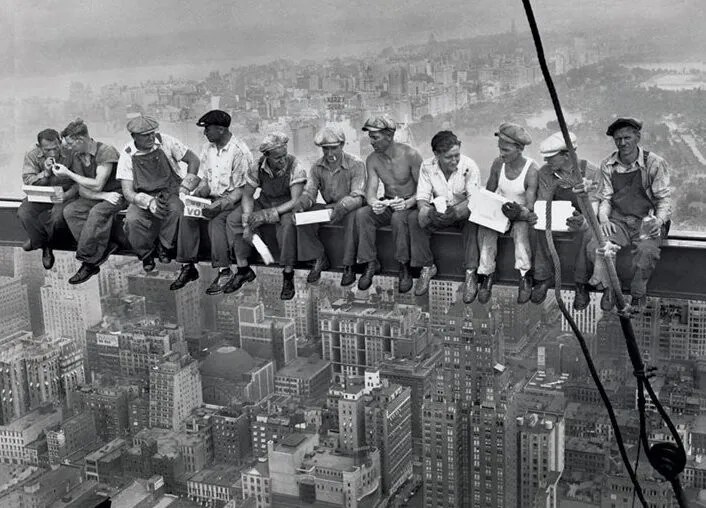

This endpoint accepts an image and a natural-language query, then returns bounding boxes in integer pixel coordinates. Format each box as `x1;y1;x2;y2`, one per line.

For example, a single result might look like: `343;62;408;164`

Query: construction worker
355;115;422;293
477;122;539;304
226;132;306;300
117;115;200;272
407;130;481;297
588;117;672;311
17;128;77;270
53;119;125;284
171;110;253;294
292;125;366;286
531;131;599;309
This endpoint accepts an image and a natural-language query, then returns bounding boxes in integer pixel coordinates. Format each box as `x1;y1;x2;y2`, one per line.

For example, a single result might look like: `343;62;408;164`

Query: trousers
355;206;412;264
407;209;479;269
176;205;234;268
63;197;127;264
17;199;70;250
297;203;357;266
226;204;297;267
124;194;183;259
533;227;591;283
478;221;531;275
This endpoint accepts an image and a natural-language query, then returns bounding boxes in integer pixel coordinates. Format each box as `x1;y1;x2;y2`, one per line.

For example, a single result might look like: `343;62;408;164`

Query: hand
566;213;585;231
389;197;407;212
526;211;538;226
501;202;523;221
179;185;193;196
102;192;122;206
600;221;617;237
329;204;347;224
371;200;387;215
243;225;254;243
201;202;222;219
51;163;71;178
43;157;55;172
249;208;279;227
148;198;158;215
292;197;309;213
645;218;662;239
572;178;598;195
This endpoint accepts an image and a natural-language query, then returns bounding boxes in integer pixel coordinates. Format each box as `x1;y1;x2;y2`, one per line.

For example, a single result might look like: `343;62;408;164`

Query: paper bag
468;189;511;233
22;185;64;203
533;200;574;232
294;209;332;225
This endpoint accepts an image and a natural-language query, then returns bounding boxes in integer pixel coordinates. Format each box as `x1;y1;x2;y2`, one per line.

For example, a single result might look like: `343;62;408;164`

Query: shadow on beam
1;201;705;301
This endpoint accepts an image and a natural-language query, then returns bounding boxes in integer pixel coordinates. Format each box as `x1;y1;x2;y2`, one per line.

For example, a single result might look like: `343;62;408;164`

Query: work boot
600;289;615;311
358;260;380;291
142;255;156;273
517;273;533;304
307;256;330;283
531;279;553;304
462;269;479;304
223;267;256;294
414;264;437;296
398;262;413;294
205;268;233;295
478;273;495;304
573;283;590;311
170;263;199;290
68;263;100;285
340;266;356;287
42;247;55;270
281;272;295;301
22;239;32;252
631;296;647;312
156;243;172;264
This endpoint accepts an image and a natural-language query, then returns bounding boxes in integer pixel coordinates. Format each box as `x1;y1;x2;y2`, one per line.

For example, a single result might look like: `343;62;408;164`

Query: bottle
639;210;658;240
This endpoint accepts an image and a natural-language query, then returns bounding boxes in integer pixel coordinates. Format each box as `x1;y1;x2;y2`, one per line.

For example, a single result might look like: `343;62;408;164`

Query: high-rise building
215;284;260;344
98;256;142;298
46;411;98;464
560;289;603;336
70;384;132;442
0;276;31;337
239;302;297;370
149;352;203;431
212;407;252;466
335;382;366;454
284;275;315;339
274;355;331;402
3;248;46;336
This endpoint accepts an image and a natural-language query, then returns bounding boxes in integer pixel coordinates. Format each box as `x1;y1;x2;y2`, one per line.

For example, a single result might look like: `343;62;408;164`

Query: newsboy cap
259;132;289;153
197;110;231;128
314;126;346;147
539;131;578;158
495;122;532;146
606;117;643;136
127;115;159;135
362;115;396;132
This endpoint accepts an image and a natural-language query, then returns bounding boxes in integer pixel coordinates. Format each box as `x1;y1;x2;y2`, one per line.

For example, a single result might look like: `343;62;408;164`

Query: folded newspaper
182;195;211;218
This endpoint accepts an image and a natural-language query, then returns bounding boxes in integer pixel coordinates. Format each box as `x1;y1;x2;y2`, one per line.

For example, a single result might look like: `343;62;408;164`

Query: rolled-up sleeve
416;162;433;203
230;147;251;189
650;157;672;224
347;159;366;199
290;159;307;187
596;160;614;219
463;159;481;196
301;165;321;206
162;133;188;162
22;150;47;186
244;160;261;189
116;151;134;181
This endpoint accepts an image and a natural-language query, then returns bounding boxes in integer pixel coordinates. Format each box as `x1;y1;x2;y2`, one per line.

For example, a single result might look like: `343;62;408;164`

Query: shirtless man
355;116;423;292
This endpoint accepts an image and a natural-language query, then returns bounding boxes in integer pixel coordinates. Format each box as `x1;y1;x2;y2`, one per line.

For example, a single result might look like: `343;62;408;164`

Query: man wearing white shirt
408;130;481;297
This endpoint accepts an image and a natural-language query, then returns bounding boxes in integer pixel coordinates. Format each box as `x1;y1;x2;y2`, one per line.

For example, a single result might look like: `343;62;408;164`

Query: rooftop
300;448;357;473
275;356;331;380
2;406;61;434
187;465;240;487
85;438;127;461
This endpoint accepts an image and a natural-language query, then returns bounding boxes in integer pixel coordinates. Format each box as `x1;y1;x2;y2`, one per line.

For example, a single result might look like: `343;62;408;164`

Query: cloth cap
314;126;346;147
127;115;159;134
196;110;231;128
61;118;88;138
606;117;642;136
362;115;396;132
539;131;578;157
259;132;289;153
495;122;532;146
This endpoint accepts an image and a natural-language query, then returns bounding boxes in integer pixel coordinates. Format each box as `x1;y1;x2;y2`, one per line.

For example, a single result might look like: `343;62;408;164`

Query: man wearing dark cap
476;122;539;305
52;119;124;284
587;117;671;311
117;115;200;272
292;125;366;285
530;131;599;309
17;128;77;270
170;110;253;293
225;132;306;299
355;115;422;293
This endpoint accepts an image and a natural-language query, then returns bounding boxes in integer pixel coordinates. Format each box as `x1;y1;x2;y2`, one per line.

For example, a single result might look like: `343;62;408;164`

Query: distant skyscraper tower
0;276;31;337
560;289;603;336
149;352;203;431
238;302;297;370
3;248;46;336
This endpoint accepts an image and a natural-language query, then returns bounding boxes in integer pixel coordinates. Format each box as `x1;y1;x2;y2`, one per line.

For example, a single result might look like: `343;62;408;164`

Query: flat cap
606;117;642;136
362;115;396;132
61;118;88;138
539;131;578;158
495;122;532;146
259;132;289;153
196;110;231;128
127;115;159;135
314;125;346;147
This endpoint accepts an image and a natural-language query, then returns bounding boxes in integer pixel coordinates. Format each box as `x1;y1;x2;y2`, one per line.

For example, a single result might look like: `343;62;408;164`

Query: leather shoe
280;273;295;300
358;260;379;291
68;263;100;285
340;266;356;287
531;279;553;304
478;273;495;304
205;269;233;295
462;269;479;304
307;256;330;284
517;273;533;304
42;247;55;270
156;244;172;264
170;263;199;291
600;289;615;311
143;256;156;273
398;262;413;294
573;283;590;311
223;268;256;294
22;239;32;252
414;264;437;296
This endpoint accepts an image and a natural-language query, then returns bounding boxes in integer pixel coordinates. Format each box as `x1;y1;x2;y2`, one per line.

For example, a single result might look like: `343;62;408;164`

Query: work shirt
197;135;252;198
416;154;480;206
22;145;73;189
596;147;672;224
69;140;121;192
536;159;599;211
116;133;189;182
245;155;307;189
303;152;366;211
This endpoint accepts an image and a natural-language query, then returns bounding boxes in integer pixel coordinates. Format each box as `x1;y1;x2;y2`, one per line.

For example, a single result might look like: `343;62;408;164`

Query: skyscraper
239;302;297;370
0;276;31;337
149;352;203;431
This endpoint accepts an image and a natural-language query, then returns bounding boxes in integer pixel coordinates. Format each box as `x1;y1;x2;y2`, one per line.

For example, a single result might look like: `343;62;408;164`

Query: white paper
182;195;211;219
252;234;275;265
294;209;332;225
22;185;64;203
533;200;574;232
432;196;448;214
468;189;511;233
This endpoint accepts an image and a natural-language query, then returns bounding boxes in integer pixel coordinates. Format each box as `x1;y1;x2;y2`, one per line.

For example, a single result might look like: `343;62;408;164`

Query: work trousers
17;199;70;250
124;194;183;260
63;197;127;265
407;209;479;269
176;205;234;268
586;216;663;298
297;204;357;266
226;204;297;267
478;221;531;276
533;227;591;284
355;206;412;264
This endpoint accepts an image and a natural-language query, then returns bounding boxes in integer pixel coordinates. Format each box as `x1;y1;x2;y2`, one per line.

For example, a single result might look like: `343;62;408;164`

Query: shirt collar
606;146;645;169
431;156;467;177
316;152;350;172
259;157;285;178
209;136;234;153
